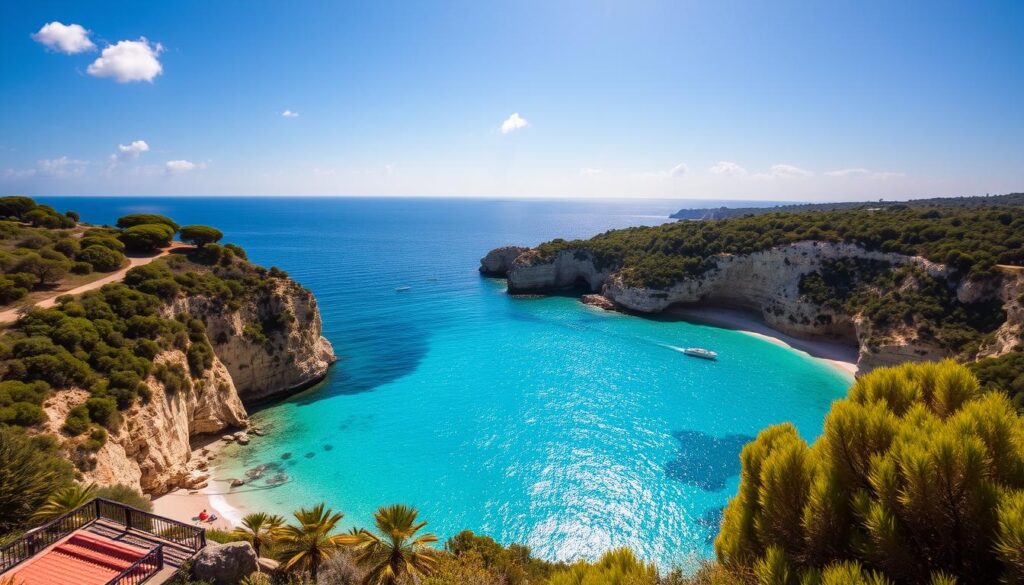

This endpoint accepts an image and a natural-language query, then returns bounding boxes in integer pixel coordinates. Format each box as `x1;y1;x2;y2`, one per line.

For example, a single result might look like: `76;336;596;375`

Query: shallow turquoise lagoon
45;197;851;568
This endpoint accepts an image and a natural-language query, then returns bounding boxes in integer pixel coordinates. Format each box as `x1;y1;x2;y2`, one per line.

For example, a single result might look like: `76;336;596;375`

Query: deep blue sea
40;197;850;568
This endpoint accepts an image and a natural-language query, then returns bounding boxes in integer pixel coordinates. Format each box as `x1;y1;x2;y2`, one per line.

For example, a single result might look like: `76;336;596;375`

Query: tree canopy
115;214;180;231
715;360;1024;584
118;223;175;252
179;225;224;247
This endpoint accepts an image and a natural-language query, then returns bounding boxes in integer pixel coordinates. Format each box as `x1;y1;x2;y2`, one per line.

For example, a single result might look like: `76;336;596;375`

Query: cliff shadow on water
272;319;432;408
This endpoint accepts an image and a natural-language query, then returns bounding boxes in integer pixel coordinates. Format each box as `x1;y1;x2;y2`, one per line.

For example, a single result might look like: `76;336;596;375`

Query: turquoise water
42;197;850;568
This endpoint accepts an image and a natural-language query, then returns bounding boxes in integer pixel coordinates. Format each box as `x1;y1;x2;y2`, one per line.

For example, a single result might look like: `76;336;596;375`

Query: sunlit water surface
45;197;851;568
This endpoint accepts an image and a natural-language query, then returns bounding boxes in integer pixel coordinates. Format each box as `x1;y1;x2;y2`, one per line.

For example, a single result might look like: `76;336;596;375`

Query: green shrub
179;225;224;248
70;261;93;275
118;224;175;252
53;238;80;258
62;405;91;435
116;214;180;231
84;396;117;427
0;277;29;303
0;426;75;533
716;360;1024;584
78;245;125;272
95;484;152;511
80;236;125;252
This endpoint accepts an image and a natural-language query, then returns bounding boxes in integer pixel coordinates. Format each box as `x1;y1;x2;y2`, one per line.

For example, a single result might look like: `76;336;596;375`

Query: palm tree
231;512;284;560
31;483;97;523
338;504;439;585
274;503;345;581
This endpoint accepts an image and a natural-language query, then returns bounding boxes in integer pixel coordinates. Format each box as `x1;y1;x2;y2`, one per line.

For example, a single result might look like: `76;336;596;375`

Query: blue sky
1;1;1022;199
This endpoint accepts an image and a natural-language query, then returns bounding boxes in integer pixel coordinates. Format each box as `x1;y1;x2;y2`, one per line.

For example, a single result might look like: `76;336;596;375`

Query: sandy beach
152;439;245;532
666;306;859;377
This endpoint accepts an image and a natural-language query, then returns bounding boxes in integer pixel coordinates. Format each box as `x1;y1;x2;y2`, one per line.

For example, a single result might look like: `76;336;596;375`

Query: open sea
40;197;851;568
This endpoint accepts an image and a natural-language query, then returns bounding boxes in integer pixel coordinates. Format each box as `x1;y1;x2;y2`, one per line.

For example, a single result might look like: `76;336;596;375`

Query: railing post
94;498;101;520
125;507;133;531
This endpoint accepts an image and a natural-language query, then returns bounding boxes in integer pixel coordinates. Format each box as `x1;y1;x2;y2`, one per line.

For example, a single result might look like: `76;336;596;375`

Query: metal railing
105;544;164;585
95;498;206;552
0;500;98;572
0;498;206;576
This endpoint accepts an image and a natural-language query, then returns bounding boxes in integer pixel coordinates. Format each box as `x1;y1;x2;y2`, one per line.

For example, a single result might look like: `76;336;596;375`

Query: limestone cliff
45;276;335;496
169;279;336;404
486;241;1019;373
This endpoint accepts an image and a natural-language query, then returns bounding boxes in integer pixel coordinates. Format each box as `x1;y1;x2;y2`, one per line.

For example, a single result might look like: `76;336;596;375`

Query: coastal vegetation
797;261;1005;354
0;196;132;305
531;198;1024;287
9;362;1016;584
716;360;1024;584
0;199;306;491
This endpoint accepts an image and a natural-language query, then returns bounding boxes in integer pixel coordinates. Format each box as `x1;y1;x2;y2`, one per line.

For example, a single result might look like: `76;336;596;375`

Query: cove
42;197;851;568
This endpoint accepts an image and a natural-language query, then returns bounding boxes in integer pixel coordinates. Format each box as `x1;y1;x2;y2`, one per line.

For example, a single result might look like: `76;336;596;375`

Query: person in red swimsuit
198;509;209;522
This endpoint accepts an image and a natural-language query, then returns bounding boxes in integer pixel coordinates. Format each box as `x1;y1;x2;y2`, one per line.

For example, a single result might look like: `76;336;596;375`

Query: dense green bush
179;225;223;248
61;405;91;435
78;245;125;272
799;262;1005;352
80;235;126;252
118;223;175;252
970;351;1024;409
0;196;38;220
116;214;180;231
715;360;1024;584
70;261;93;275
533;204;1024;288
0;427;75;533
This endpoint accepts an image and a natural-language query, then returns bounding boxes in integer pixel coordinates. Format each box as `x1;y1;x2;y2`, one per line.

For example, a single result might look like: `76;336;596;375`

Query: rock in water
192;542;257;584
479;246;528;276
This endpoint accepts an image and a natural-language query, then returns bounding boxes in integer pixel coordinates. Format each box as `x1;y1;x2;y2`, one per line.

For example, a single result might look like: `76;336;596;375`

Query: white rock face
66;277;336;495
170;279;336;403
507;249;612;292
70;350;246;494
480;246;528;276
502;241;1006;373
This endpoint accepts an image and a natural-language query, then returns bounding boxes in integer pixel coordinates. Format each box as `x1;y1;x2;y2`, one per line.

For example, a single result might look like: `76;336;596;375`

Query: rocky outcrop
170;279;336;403
489;240;1016;373
192;542;258;584
507;249;612;293
480;246;529;276
66;276;335;496
79;350;246;495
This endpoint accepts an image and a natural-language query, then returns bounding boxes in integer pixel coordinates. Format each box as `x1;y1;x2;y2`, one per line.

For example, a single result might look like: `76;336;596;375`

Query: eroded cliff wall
489;241;1018;373
47;276;335;495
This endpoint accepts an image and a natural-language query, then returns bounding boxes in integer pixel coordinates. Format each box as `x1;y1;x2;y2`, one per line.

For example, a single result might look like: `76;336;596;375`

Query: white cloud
580;168;605;178
826;167;905;178
107;140;150;170
117;140;150;159
282;110;299;118
165;159;201;173
765;163;811;177
669;163;689;178
708;161;747;176
2;168;37;180
38;157;87;177
500;113;529;134
87;38;164;83
32;22;95;54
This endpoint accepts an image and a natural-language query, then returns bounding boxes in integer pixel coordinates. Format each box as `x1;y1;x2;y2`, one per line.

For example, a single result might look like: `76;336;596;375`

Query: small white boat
395;286;411;292
683;347;718;360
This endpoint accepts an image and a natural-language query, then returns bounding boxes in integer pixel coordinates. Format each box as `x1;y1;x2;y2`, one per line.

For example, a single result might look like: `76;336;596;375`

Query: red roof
8;532;153;585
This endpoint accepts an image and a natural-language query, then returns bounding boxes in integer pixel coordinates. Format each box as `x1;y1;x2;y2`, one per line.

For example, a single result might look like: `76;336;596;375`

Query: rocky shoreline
481;241;1023;374
45;275;336;497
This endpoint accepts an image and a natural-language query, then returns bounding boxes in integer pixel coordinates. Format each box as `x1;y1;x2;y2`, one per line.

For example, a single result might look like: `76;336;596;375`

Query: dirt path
0;242;191;325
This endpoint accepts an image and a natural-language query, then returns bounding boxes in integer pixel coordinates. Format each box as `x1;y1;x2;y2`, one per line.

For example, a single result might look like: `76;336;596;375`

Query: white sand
667;306;859;378
152;438;244;532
